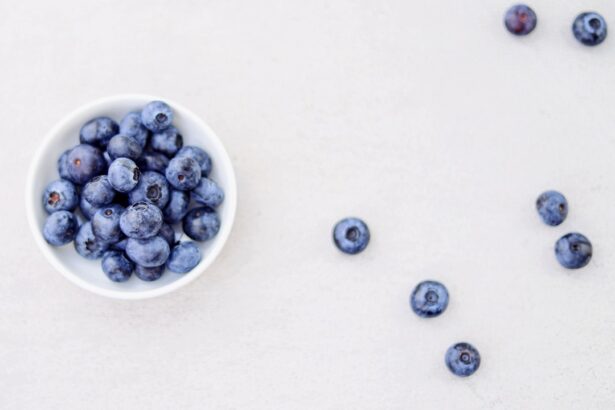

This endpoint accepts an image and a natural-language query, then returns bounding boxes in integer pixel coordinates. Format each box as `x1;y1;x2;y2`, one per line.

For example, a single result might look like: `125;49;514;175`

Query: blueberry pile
42;100;224;283
536;190;592;269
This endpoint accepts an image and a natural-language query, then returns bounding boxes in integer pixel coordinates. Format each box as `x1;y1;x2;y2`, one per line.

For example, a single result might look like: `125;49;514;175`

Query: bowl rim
25;94;237;300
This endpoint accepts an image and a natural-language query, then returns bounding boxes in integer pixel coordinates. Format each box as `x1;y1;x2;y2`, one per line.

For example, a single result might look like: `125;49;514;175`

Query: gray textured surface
2;0;615;408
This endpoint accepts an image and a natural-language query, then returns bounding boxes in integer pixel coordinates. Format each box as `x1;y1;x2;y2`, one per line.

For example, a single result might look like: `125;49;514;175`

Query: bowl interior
27;95;236;299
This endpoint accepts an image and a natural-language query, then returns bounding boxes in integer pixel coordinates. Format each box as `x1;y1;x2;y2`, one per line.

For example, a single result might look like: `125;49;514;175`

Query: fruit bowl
25;95;237;300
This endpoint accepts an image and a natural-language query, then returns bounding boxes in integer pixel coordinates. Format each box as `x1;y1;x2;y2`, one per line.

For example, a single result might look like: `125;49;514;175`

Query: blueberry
119;111;149;148
159;223;176;247
128;171;170;209
79;117;119;147
167;242;201;273
108;158;140;193
151;126;183;157
536;190;568;226
82;175;115;207
573;12;607;46
119;202;163;239
112;238;128;251
445;342;481;377
504;4;537;35
79;196;100;220
42;179;78;214
555;233;592;269
410;280;449;318
106;134;142;161
134;264;165;281
141;101;173;132
191;178;224;208
66;144;106;185
176;146;212;176
43;211;78;246
163;189;190;224
183;206;221;241
92;204;125;243
103;151;112;168
333;217;370;255
58;149;72;180
136;152;170;173
74;221;108;259
165;156;201;191
126;236;170;267
101;251;134;282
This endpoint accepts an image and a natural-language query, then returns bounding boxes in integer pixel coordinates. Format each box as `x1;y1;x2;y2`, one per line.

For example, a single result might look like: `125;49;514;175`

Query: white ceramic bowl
26;95;237;300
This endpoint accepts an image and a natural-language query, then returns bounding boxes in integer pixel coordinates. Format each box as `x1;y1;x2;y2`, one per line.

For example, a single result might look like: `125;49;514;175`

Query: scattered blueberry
108;158;140;193
107;134;142;161
136;151;169;173
128;171;170;209
573;12;607;46
134;264;165;282
165;156;201;191
151;126;183;157
43;211;79;246
119;202;163;239
74;221;109;259
119;111;149;148
536;190;568;226
176;146;212;176
91;204;125;243
410;280;449;318
183;206;221;241
163;189;190;224
141;101;173;133
82;175;115;207
504;4;537;36
79;196;101;220
555;233;592;269
101;251;134;282
333;217;370;255
42;179;78;214
167;242;201;273
66;144;106;185
191;178;224;208
79;117;119;147
159;223;176;247
126;236;170;267
445;342;481;377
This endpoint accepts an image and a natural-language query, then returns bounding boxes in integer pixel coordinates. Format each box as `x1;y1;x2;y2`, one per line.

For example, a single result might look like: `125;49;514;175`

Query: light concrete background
2;0;615;408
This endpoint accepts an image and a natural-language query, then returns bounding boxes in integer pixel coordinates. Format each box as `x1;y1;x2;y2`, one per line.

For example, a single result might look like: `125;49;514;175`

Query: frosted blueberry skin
165;156;201;191
66;144;106;185
91;204;125;243
332;217;370;255
445;342;481;377
126;236;170;267
151;126;183;157
176;146;212;176
82;175;115;207
141;101;173;133
119;202;163;239
504;4;537;35
191;178;224;208
101;251;134;282
79;116;119;148
128;171;170;209
108;158;140;193
555;233;592;269
107;134;143;161
42;179;78;214
119;111;149;148
167;242;201;273
183;206;221;242
536;190;568;226
79;196;101;220
163;190;191;224
137;152;169;173
58;150;71;180
135;264;165;282
159;223;176;247
43;211;79;246
410;280;449;318
573;12;607;46
74;221;109;259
